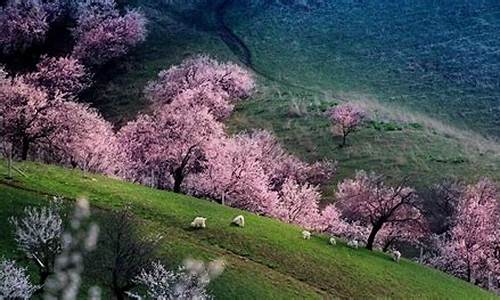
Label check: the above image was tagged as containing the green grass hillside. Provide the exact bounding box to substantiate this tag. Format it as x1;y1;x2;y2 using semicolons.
0;161;496;299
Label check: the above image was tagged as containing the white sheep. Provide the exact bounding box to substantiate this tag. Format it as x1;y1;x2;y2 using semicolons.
347;239;359;249
391;250;401;263
232;215;245;227
329;237;337;246
302;230;311;240
190;217;206;229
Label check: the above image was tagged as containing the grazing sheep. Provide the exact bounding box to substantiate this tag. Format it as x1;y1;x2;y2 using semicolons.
232;215;245;227
302;230;311;240
347;239;359;249
329;237;337;246
190;217;206;229
391;250;401;263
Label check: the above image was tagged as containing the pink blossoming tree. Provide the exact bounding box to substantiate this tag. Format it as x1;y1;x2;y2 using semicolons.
0;69;65;160
327;103;366;147
375;219;428;252
428;179;499;286
40;102;118;174
186;136;279;216
117;101;224;193
336;171;425;250
274;178;323;229
321;204;370;242
72;0;147;66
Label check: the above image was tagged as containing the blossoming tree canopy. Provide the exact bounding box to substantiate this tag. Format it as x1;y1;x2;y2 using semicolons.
0;69;65;160
117;101;225;192
72;6;147;66
327;103;366;146
0;0;50;54
145;55;255;114
336;171;425;250
25;55;90;96
429;179;499;284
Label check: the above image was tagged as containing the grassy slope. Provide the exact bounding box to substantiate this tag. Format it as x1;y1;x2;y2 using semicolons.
0;161;496;299
84;0;499;196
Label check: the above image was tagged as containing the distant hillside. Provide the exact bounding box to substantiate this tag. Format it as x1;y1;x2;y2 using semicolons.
0;161;495;299
82;0;499;194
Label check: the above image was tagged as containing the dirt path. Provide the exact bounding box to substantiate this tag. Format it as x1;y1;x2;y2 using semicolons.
215;0;253;67
214;0;330;95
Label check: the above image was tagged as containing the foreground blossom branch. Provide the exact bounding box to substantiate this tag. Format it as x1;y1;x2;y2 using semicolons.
44;198;100;300
0;259;39;299
9;199;63;285
131;259;225;300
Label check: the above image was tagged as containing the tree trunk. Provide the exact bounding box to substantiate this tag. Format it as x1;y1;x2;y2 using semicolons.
21;138;30;161
366;222;383;250
173;167;184;193
341;134;347;147
467;266;472;283
7;147;12;179
113;289;125;300
112;270;126;300
34;269;50;295
39;269;50;286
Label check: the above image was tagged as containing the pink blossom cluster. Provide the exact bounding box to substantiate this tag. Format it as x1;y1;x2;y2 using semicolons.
0;0;147;67
25;55;90;96
0;0;50;54
72;5;147;66
40;102;118;174
320;204;371;242
145;55;255;120
185;136;280;215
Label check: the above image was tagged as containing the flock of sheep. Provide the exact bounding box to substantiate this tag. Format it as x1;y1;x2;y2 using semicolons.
190;216;401;263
